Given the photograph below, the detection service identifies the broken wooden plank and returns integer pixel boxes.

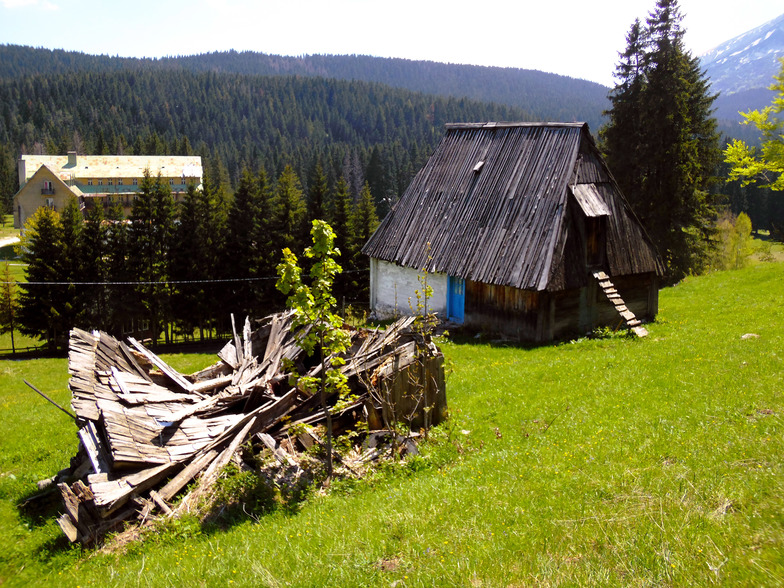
[78,421,111,475]
[157,449,219,502]
[127,337,197,394]
[258,432,298,467]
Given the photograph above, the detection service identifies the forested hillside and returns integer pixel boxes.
[0,67,530,205]
[0,45,609,130]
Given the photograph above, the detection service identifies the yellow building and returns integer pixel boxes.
[13,152,203,228]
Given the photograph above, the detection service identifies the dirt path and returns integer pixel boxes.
[0,236,20,248]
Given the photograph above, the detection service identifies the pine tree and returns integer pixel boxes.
[224,168,262,319]
[272,165,307,254]
[601,19,647,203]
[81,201,108,329]
[129,172,175,343]
[347,182,380,303]
[349,182,380,258]
[0,145,16,219]
[365,146,390,214]
[328,176,354,303]
[248,168,276,313]
[203,179,229,331]
[59,197,85,330]
[105,197,133,336]
[170,184,210,339]
[307,160,329,224]
[17,207,64,349]
[601,0,720,281]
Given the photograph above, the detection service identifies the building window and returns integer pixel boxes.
[118,178,123,186]
[169,178,174,186]
[87,179,93,186]
[98,179,103,186]
[108,179,113,186]
[133,179,138,186]
[181,175,186,185]
[45,197,54,208]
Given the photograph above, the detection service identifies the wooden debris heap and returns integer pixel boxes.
[57,311,446,545]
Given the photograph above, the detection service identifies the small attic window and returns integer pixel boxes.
[473,160,485,173]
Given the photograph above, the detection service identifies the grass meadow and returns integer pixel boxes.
[0,261,783,586]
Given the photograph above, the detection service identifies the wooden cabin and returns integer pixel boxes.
[362,122,664,342]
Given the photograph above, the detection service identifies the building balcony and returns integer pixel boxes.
[41,187,55,195]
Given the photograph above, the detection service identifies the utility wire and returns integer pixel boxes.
[2,268,369,286]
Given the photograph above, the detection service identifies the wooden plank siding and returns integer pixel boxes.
[464,281,544,341]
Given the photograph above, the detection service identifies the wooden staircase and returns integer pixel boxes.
[592,271,648,337]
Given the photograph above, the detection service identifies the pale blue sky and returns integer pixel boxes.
[0,0,781,86]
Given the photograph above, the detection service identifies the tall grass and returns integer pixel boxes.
[1,262,783,586]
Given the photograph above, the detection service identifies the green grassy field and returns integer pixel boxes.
[1,262,783,586]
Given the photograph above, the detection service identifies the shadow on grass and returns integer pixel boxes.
[197,465,314,537]
[13,484,81,561]
[0,244,20,260]
[441,321,650,350]
[17,483,65,530]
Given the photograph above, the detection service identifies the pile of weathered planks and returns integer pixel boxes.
[56,311,446,545]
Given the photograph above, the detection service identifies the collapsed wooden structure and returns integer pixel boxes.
[56,311,446,545]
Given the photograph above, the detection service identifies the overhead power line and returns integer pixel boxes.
[2,268,369,287]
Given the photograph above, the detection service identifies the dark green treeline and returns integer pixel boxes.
[17,166,379,350]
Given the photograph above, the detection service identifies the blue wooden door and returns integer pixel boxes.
[447,276,465,323]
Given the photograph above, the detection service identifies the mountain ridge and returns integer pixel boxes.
[0,44,610,132]
[700,12,784,121]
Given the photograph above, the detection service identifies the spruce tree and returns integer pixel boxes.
[248,169,276,313]
[328,176,354,303]
[170,184,210,339]
[81,201,108,330]
[347,182,380,304]
[272,165,307,254]
[307,160,329,225]
[349,182,380,259]
[59,197,85,330]
[601,0,720,281]
[129,172,175,344]
[105,197,133,336]
[17,207,64,349]
[601,19,647,203]
[225,168,262,319]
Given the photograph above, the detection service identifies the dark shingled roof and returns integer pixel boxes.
[363,122,663,291]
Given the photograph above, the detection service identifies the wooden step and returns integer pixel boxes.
[620,310,636,321]
[631,326,649,338]
[613,304,627,312]
[607,293,621,300]
[593,271,609,280]
[599,280,613,289]
[603,287,618,295]
[626,319,641,327]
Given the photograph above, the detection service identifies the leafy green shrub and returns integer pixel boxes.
[212,463,277,523]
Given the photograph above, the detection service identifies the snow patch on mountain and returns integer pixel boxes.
[700,12,784,97]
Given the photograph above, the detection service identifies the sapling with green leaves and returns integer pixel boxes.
[0,261,19,354]
[407,247,440,438]
[276,220,351,480]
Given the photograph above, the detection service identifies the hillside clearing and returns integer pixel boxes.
[0,262,782,586]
